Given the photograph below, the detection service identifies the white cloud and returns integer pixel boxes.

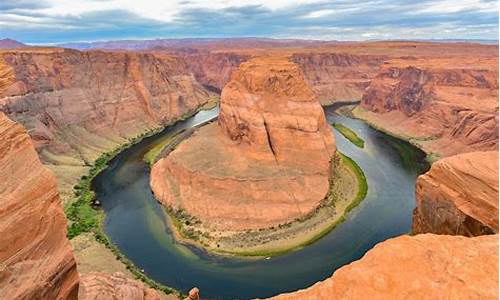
[412,0,498,14]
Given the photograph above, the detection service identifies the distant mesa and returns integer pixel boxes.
[0,38,28,49]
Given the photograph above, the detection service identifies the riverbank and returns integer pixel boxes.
[65,105,219,299]
[351,106,441,163]
[162,150,368,258]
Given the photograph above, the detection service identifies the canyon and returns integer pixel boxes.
[0,39,498,300]
[150,56,356,254]
[0,47,211,204]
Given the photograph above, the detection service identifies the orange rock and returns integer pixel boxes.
[79,272,167,300]
[413,151,499,235]
[0,48,210,202]
[151,56,335,231]
[266,234,499,300]
[358,57,498,157]
[0,112,79,299]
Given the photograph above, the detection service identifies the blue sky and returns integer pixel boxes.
[0,0,498,44]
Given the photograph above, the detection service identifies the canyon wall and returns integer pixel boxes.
[357,56,499,157]
[0,112,79,299]
[413,151,499,236]
[0,48,210,203]
[291,52,385,104]
[267,234,498,300]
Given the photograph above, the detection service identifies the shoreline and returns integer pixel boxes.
[351,106,441,163]
[161,151,368,258]
[65,103,218,299]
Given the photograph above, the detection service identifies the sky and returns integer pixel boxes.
[0,0,498,44]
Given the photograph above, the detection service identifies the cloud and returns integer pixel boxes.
[0,0,497,43]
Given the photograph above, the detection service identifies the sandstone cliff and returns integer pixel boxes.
[0,48,210,203]
[413,151,499,235]
[0,112,80,299]
[266,234,499,300]
[291,52,385,104]
[151,56,335,233]
[357,57,499,157]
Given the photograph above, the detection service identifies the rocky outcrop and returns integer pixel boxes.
[0,112,79,299]
[0,48,210,203]
[151,56,335,232]
[291,52,386,104]
[357,57,499,157]
[79,272,167,300]
[266,234,499,300]
[413,151,499,236]
[166,49,251,92]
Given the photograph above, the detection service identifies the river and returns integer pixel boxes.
[93,105,428,300]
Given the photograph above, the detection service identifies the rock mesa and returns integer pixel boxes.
[151,56,335,231]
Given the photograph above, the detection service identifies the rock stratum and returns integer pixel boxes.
[0,110,168,299]
[151,56,336,245]
[413,151,499,236]
[266,234,498,300]
[357,54,498,157]
[0,47,210,204]
[79,272,168,300]
[0,112,79,299]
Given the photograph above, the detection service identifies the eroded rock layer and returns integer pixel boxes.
[79,272,167,300]
[413,151,499,235]
[0,112,79,299]
[0,48,210,203]
[151,56,335,231]
[357,56,499,157]
[267,234,499,300]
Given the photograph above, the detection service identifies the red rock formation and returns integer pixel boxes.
[0,112,79,299]
[0,48,210,202]
[358,57,499,157]
[266,234,499,300]
[413,151,499,236]
[166,49,251,92]
[151,56,335,231]
[79,272,167,300]
[291,52,386,104]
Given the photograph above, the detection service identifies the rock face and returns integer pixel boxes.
[413,151,499,236]
[357,56,499,157]
[79,272,167,300]
[267,234,499,300]
[291,53,385,104]
[151,56,335,231]
[0,112,79,299]
[0,48,210,203]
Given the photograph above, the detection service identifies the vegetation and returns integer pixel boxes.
[332,123,365,148]
[63,106,211,299]
[339,153,368,213]
[143,135,176,165]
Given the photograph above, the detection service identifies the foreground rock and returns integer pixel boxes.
[79,272,168,300]
[0,112,79,299]
[267,234,498,300]
[151,56,338,252]
[413,151,499,236]
[0,47,210,204]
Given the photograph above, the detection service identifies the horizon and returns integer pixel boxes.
[0,0,498,44]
